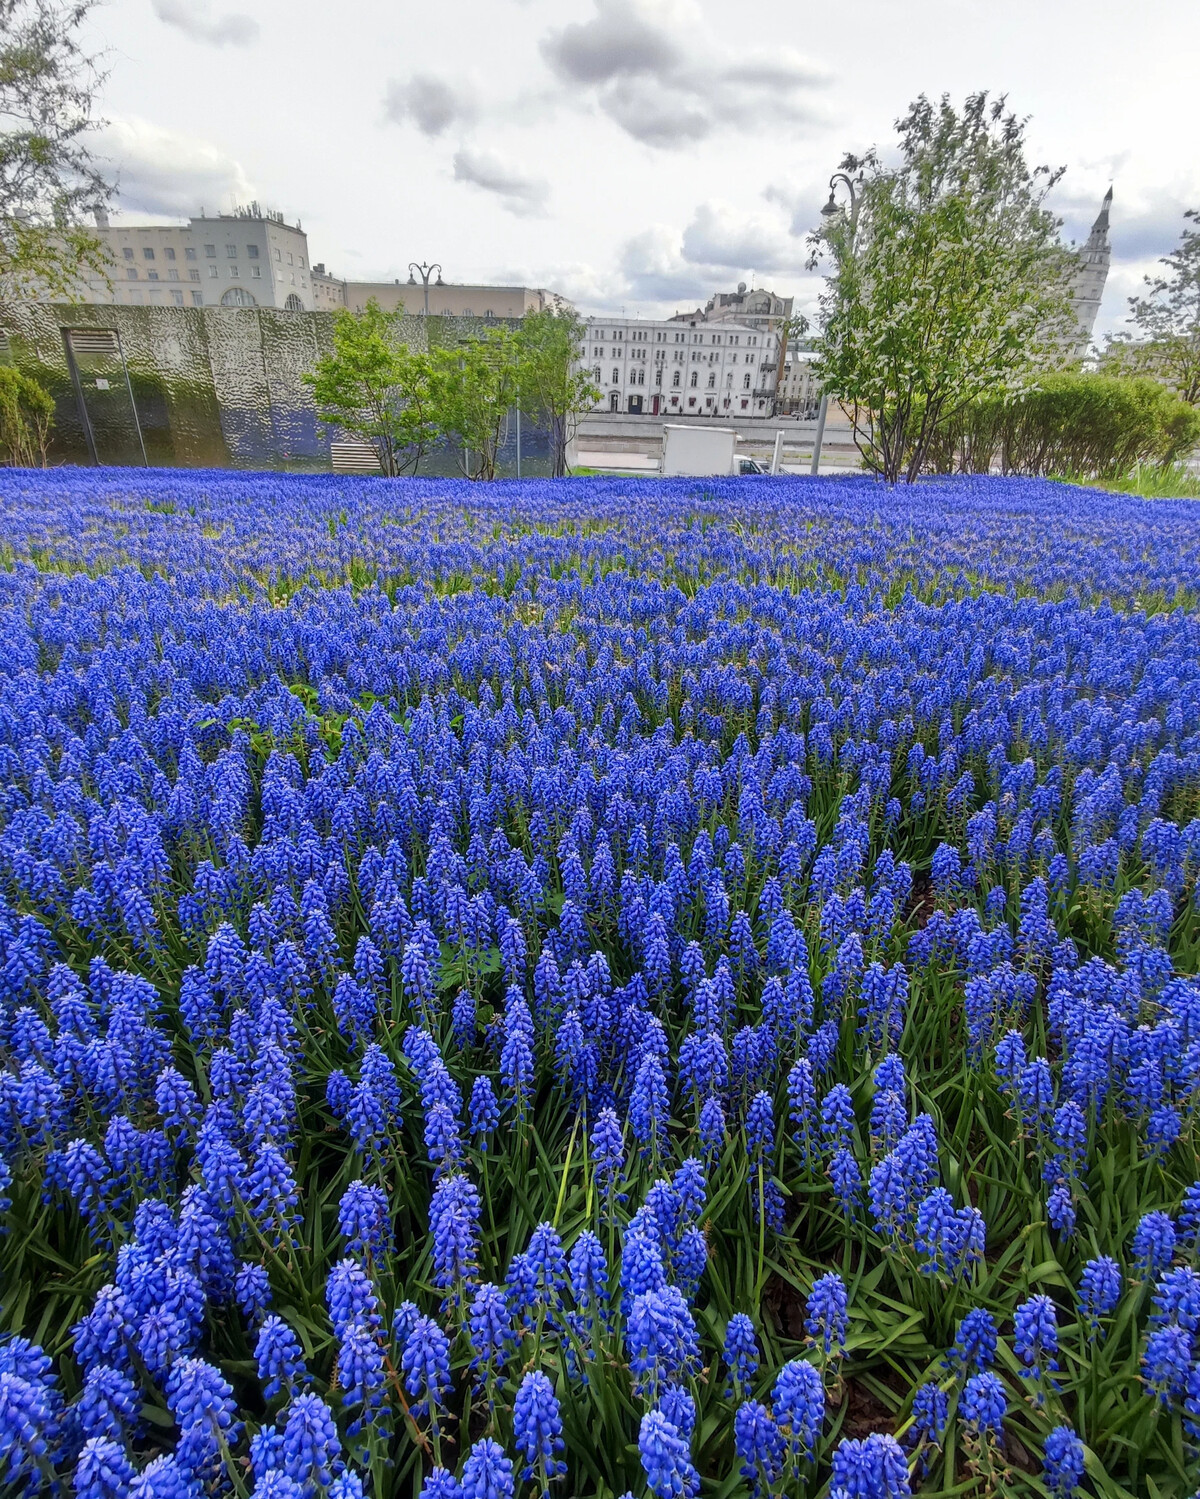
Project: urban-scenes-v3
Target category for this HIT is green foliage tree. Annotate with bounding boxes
[924,371,1200,477]
[809,92,1078,483]
[0,0,112,308]
[1103,208,1200,406]
[304,299,439,476]
[431,326,522,481]
[514,305,598,477]
[0,364,53,464]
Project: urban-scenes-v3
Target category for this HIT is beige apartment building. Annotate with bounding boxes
[310,267,569,319]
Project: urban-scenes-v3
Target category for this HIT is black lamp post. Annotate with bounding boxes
[407,261,443,316]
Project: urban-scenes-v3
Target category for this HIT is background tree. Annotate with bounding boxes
[431,326,521,481]
[304,299,439,476]
[514,306,598,478]
[809,92,1078,483]
[0,363,52,463]
[0,0,112,308]
[1102,209,1200,405]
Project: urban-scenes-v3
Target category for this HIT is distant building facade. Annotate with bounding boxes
[776,345,821,417]
[310,271,569,319]
[1069,188,1112,356]
[581,314,780,417]
[75,205,314,310]
[671,284,794,333]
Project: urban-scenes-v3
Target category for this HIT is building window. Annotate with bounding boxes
[209,265,218,278]
[299,256,305,269]
[687,397,696,407]
[284,293,304,312]
[165,247,176,261]
[247,244,259,259]
[743,373,751,389]
[126,268,138,280]
[287,253,293,265]
[230,265,239,278]
[689,371,698,388]
[189,269,200,282]
[611,368,619,384]
[741,399,749,409]
[707,372,715,388]
[191,291,203,306]
[142,247,155,260]
[171,290,184,305]
[168,269,179,281]
[672,370,681,387]
[275,249,281,261]
[122,247,134,261]
[251,266,261,279]
[221,286,257,307]
[185,247,197,261]
[205,244,216,257]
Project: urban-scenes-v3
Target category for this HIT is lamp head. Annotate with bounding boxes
[820,190,839,219]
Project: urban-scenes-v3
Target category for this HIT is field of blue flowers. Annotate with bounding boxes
[2,468,1200,1499]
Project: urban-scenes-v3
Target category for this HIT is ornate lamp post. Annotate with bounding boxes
[407,261,444,317]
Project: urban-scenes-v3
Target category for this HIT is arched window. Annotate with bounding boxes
[672,370,681,387]
[743,373,751,389]
[284,293,305,312]
[220,286,257,307]
[611,367,619,384]
[689,371,698,387]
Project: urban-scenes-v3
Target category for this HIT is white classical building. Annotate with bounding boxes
[74,204,314,310]
[582,315,780,417]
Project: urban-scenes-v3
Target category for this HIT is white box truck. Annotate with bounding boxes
[660,424,738,477]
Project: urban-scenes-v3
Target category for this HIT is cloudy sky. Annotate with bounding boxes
[85,0,1199,334]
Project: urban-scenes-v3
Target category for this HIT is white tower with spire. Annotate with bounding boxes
[1069,187,1112,356]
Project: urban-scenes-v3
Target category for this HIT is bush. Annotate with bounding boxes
[925,372,1200,477]
[0,364,54,467]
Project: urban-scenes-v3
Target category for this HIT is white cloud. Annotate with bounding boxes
[151,0,258,47]
[99,117,255,218]
[540,0,828,148]
[384,74,477,137]
[452,149,549,217]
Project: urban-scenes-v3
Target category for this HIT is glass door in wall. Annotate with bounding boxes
[61,327,148,466]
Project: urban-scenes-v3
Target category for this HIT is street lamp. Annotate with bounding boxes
[820,171,859,233]
[407,261,443,317]
[810,173,860,477]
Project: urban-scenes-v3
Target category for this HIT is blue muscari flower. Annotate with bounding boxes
[829,1433,911,1499]
[590,1108,624,1210]
[906,1382,947,1473]
[402,1316,452,1431]
[154,1067,201,1136]
[771,1358,823,1475]
[1150,1266,1200,1333]
[429,1175,482,1300]
[255,1316,307,1401]
[734,1401,784,1499]
[1041,1426,1085,1499]
[337,1181,389,1260]
[697,1096,726,1159]
[959,1372,1006,1442]
[281,1393,341,1496]
[337,1315,387,1442]
[1132,1210,1176,1278]
[127,1456,198,1499]
[1013,1295,1059,1402]
[828,1148,863,1222]
[1142,1323,1192,1403]
[467,1283,514,1399]
[820,1085,855,1155]
[638,1410,699,1499]
[512,1371,565,1493]
[626,1285,700,1396]
[946,1307,997,1376]
[245,1145,300,1247]
[723,1313,758,1400]
[75,1436,136,1499]
[166,1357,240,1476]
[629,1052,670,1157]
[420,1471,461,1499]
[806,1273,848,1369]
[1047,1183,1076,1237]
[1077,1256,1121,1334]
[468,1076,500,1148]
[745,1091,774,1160]
[325,1259,380,1340]
[460,1438,515,1499]
[77,1364,140,1443]
[568,1231,609,1337]
[234,1263,271,1326]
